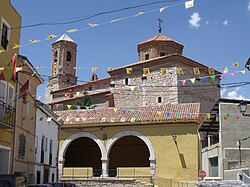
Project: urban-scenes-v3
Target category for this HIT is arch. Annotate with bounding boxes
[59,131,107,162]
[106,131,155,160]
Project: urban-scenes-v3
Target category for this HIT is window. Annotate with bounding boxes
[160,52,165,57]
[66,78,70,83]
[158,96,162,103]
[18,134,26,159]
[54,51,58,62]
[36,171,41,184]
[209,157,218,177]
[1,19,10,50]
[0,81,7,102]
[145,53,149,60]
[41,136,45,163]
[67,51,71,62]
[49,140,53,165]
[124,78,129,86]
[25,102,30,118]
[7,84,14,107]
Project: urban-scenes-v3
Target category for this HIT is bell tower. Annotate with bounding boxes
[45,34,77,103]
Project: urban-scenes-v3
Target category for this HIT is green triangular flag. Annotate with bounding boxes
[210,75,216,82]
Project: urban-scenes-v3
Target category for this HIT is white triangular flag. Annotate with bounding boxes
[185,0,194,9]
[47,117,52,122]
[190,78,196,84]
[160,6,168,13]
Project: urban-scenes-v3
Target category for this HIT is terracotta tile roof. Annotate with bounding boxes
[139,34,183,46]
[51,77,110,93]
[55,103,200,125]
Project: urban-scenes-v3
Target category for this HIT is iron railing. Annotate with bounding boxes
[0,100,15,128]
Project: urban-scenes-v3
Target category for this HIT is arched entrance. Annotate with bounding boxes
[106,131,156,179]
[64,137,102,176]
[109,136,150,176]
[58,132,108,178]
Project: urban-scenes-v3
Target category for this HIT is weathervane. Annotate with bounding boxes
[157,18,163,33]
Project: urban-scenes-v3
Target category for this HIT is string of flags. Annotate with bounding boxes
[53,103,243,122]
[0,0,195,55]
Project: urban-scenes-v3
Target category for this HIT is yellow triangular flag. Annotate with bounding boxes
[222,67,229,73]
[157,111,161,116]
[113,108,118,113]
[233,62,239,68]
[92,67,98,72]
[207,113,210,119]
[159,6,168,13]
[29,39,40,43]
[67,105,71,110]
[47,34,57,40]
[143,68,150,75]
[161,68,167,75]
[193,68,200,75]
[208,68,215,75]
[177,68,184,75]
[108,67,114,71]
[36,66,43,69]
[13,44,20,49]
[126,68,133,74]
[88,23,98,27]
[0,50,5,53]
[135,12,144,16]
[131,86,136,91]
[67,29,78,33]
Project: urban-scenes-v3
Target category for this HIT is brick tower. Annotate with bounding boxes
[45,34,77,103]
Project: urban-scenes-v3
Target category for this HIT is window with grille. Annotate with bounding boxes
[1,22,9,50]
[54,51,58,62]
[18,134,26,159]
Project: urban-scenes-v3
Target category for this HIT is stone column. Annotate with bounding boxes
[58,159,65,179]
[149,158,156,179]
[101,158,109,178]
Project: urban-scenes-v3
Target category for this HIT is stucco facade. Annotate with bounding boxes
[0,0,21,174]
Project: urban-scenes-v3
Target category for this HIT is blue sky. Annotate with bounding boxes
[11,0,250,101]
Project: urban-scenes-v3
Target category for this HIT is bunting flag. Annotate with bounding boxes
[67,105,71,110]
[135,12,144,16]
[131,86,136,91]
[176,112,180,118]
[0,53,17,83]
[29,39,40,43]
[159,6,168,13]
[108,67,114,71]
[233,62,239,68]
[131,109,135,114]
[177,68,184,75]
[47,34,57,40]
[143,68,150,75]
[111,18,122,23]
[0,50,5,53]
[220,74,226,79]
[152,83,156,87]
[157,111,161,116]
[67,29,78,33]
[241,70,246,74]
[126,68,133,74]
[230,72,236,76]
[200,77,206,84]
[47,117,52,122]
[190,78,196,84]
[208,68,215,75]
[161,68,167,75]
[19,80,29,104]
[36,66,43,69]
[55,104,60,108]
[76,92,80,96]
[92,67,98,72]
[122,109,126,113]
[222,67,229,73]
[207,113,211,119]
[37,95,42,100]
[13,44,20,49]
[185,0,194,9]
[113,108,118,113]
[193,68,200,75]
[88,23,98,27]
[210,75,216,82]
[181,80,186,86]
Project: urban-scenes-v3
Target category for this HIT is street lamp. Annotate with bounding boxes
[238,100,250,117]
[172,133,177,143]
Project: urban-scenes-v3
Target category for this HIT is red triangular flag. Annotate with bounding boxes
[19,80,29,104]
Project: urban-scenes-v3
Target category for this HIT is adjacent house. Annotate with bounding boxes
[35,101,62,184]
[0,0,21,175]
[200,98,250,180]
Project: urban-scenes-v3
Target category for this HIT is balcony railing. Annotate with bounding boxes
[0,100,15,128]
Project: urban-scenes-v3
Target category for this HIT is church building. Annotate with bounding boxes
[44,31,221,186]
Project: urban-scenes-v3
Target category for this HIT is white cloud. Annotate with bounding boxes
[248,1,250,12]
[223,19,228,26]
[222,87,249,100]
[189,12,201,28]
